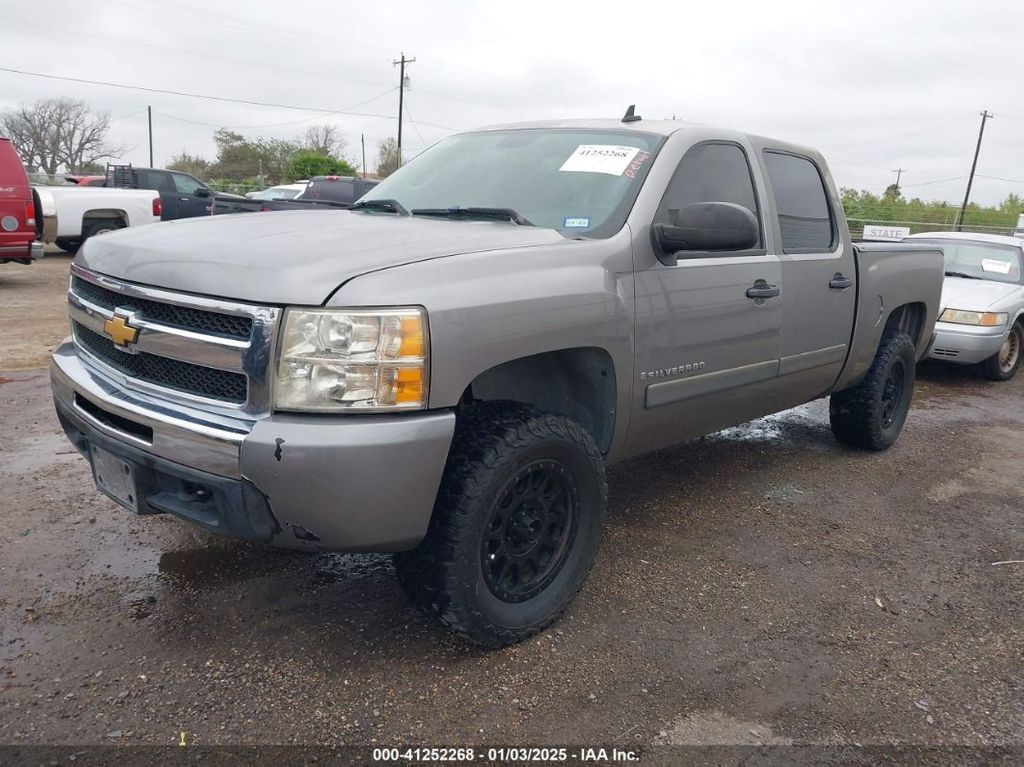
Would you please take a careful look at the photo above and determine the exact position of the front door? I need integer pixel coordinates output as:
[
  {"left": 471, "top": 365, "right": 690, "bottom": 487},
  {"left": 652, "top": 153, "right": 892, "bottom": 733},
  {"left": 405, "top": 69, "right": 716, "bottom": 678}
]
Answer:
[
  {"left": 171, "top": 172, "right": 213, "bottom": 219},
  {"left": 625, "top": 141, "right": 787, "bottom": 457}
]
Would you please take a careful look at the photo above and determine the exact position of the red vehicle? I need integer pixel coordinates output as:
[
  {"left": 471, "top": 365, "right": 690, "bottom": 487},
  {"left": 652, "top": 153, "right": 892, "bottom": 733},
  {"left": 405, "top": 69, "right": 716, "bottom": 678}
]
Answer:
[
  {"left": 65, "top": 175, "right": 107, "bottom": 187},
  {"left": 0, "top": 137, "right": 42, "bottom": 264}
]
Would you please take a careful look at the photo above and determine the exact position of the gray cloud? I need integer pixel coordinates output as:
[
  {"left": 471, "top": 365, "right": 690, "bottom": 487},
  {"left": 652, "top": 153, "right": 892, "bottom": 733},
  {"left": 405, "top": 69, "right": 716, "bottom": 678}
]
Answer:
[{"left": 2, "top": 0, "right": 1022, "bottom": 204}]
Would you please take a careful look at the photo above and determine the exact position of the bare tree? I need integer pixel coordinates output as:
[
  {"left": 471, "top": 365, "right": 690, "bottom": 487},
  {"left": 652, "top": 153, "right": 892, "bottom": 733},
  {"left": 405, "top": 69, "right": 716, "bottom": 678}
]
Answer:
[
  {"left": 1, "top": 98, "right": 123, "bottom": 179},
  {"left": 376, "top": 136, "right": 400, "bottom": 178},
  {"left": 304, "top": 124, "right": 344, "bottom": 157}
]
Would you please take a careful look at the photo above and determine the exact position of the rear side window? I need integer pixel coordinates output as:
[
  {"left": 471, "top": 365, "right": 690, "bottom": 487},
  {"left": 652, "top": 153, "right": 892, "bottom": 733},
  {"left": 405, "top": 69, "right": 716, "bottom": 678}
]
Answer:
[
  {"left": 136, "top": 170, "right": 173, "bottom": 193},
  {"left": 763, "top": 151, "right": 835, "bottom": 252},
  {"left": 655, "top": 142, "right": 762, "bottom": 250},
  {"left": 305, "top": 179, "right": 355, "bottom": 203}
]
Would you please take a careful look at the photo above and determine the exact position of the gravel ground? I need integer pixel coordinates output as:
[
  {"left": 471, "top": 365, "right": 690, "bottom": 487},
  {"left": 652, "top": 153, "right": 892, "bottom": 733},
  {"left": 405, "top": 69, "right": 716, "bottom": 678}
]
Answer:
[{"left": 0, "top": 257, "right": 1022, "bottom": 749}]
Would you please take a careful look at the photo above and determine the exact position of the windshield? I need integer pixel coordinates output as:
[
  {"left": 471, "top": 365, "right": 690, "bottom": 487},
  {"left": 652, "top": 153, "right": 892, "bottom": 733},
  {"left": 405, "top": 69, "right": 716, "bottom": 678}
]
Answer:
[
  {"left": 916, "top": 239, "right": 1023, "bottom": 284},
  {"left": 360, "top": 129, "right": 663, "bottom": 237}
]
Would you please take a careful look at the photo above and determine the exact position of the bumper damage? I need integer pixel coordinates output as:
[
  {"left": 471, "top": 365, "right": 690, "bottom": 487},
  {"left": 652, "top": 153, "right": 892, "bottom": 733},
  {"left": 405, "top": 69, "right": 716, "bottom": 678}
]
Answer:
[{"left": 51, "top": 340, "right": 455, "bottom": 551}]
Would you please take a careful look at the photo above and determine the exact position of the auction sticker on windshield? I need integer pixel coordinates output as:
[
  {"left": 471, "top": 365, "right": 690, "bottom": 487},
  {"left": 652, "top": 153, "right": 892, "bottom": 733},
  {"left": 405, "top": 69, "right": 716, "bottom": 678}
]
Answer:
[
  {"left": 560, "top": 145, "right": 641, "bottom": 176},
  {"left": 982, "top": 258, "right": 1012, "bottom": 275}
]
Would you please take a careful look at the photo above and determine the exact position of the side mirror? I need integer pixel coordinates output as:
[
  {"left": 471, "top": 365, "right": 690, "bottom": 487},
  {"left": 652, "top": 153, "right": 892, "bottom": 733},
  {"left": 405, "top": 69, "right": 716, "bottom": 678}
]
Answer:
[
  {"left": 651, "top": 202, "right": 759, "bottom": 266},
  {"left": 194, "top": 187, "right": 213, "bottom": 198}
]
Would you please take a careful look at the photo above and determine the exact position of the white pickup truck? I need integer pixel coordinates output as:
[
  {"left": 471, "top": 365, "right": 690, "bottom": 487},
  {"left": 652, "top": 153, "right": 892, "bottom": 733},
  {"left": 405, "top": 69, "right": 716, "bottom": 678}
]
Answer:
[{"left": 34, "top": 186, "right": 162, "bottom": 254}]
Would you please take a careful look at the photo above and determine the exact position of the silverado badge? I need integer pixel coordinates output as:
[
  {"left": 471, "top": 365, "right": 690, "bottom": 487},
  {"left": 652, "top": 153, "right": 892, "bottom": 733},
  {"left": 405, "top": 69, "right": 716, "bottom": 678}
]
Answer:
[{"left": 103, "top": 312, "right": 140, "bottom": 348}]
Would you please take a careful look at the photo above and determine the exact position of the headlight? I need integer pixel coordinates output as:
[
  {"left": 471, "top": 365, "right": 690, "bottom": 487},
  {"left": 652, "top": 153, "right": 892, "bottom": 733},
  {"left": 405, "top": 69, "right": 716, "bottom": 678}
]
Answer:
[
  {"left": 939, "top": 309, "right": 1007, "bottom": 327},
  {"left": 275, "top": 307, "right": 428, "bottom": 411}
]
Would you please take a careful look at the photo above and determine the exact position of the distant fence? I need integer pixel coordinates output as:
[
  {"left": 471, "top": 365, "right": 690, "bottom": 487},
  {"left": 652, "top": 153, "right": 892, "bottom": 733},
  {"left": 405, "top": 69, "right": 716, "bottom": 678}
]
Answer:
[{"left": 846, "top": 217, "right": 1016, "bottom": 238}]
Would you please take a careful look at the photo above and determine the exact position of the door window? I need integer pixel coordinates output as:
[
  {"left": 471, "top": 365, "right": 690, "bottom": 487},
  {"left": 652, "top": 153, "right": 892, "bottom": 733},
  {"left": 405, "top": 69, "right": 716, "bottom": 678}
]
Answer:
[
  {"left": 172, "top": 173, "right": 205, "bottom": 195},
  {"left": 655, "top": 142, "right": 763, "bottom": 251},
  {"left": 763, "top": 152, "right": 835, "bottom": 252}
]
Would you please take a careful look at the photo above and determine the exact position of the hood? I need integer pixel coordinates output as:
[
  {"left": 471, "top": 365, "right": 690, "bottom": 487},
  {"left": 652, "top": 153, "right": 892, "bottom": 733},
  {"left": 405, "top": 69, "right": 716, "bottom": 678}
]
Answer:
[
  {"left": 77, "top": 210, "right": 565, "bottom": 304},
  {"left": 941, "top": 276, "right": 1020, "bottom": 311}
]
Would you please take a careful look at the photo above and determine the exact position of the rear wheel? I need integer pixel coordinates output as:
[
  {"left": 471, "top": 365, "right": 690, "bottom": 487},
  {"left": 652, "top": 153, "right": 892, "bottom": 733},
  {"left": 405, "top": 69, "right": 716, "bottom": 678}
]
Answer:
[
  {"left": 54, "top": 237, "right": 81, "bottom": 255},
  {"left": 393, "top": 401, "right": 607, "bottom": 648},
  {"left": 829, "top": 332, "right": 916, "bottom": 451},
  {"left": 84, "top": 219, "right": 124, "bottom": 240},
  {"left": 978, "top": 322, "right": 1022, "bottom": 381}
]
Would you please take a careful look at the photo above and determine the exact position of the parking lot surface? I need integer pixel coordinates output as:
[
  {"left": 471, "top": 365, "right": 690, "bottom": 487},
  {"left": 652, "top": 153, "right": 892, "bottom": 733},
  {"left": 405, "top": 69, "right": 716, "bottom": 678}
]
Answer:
[{"left": 1, "top": 257, "right": 1022, "bottom": 747}]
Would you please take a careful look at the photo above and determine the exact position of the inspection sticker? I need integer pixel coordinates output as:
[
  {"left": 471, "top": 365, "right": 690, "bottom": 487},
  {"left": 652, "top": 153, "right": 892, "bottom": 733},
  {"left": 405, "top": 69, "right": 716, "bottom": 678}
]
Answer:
[
  {"left": 560, "top": 145, "right": 641, "bottom": 175},
  {"left": 563, "top": 217, "right": 591, "bottom": 228},
  {"left": 981, "top": 258, "right": 1012, "bottom": 275}
]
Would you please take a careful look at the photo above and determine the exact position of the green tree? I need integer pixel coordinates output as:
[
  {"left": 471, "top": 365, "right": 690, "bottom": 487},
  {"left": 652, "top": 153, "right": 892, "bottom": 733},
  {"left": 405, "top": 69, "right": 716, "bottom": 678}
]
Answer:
[
  {"left": 168, "top": 151, "right": 211, "bottom": 179},
  {"left": 376, "top": 136, "right": 400, "bottom": 178},
  {"left": 287, "top": 150, "right": 356, "bottom": 180},
  {"left": 208, "top": 129, "right": 301, "bottom": 184}
]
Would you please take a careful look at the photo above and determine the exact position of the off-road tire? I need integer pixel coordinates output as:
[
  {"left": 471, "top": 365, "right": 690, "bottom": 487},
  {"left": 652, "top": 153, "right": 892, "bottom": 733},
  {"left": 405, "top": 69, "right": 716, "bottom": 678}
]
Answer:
[
  {"left": 393, "top": 401, "right": 607, "bottom": 648},
  {"left": 829, "top": 331, "right": 916, "bottom": 451},
  {"left": 978, "top": 322, "right": 1022, "bottom": 382}
]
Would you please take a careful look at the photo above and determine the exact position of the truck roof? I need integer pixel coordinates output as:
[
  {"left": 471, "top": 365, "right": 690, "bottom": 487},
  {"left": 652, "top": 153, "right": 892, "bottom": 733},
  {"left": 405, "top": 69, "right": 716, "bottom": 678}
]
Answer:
[
  {"left": 471, "top": 117, "right": 824, "bottom": 163},
  {"left": 906, "top": 231, "right": 1024, "bottom": 249}
]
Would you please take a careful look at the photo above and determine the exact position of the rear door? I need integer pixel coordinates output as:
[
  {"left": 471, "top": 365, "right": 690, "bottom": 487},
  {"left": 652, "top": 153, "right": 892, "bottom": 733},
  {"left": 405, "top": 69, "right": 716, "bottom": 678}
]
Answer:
[
  {"left": 626, "top": 140, "right": 786, "bottom": 454},
  {"left": 760, "top": 149, "right": 856, "bottom": 401},
  {"left": 136, "top": 169, "right": 178, "bottom": 220}
]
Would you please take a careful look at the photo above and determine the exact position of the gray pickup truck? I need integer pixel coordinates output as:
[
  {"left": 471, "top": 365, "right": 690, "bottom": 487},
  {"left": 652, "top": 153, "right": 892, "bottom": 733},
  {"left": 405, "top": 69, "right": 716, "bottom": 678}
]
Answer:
[{"left": 51, "top": 114, "right": 944, "bottom": 647}]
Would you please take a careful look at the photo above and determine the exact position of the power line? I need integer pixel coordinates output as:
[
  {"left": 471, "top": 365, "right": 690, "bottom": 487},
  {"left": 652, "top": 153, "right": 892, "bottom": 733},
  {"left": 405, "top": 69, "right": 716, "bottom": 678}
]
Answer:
[
  {"left": 153, "top": 87, "right": 398, "bottom": 130},
  {"left": 0, "top": 66, "right": 458, "bottom": 131}
]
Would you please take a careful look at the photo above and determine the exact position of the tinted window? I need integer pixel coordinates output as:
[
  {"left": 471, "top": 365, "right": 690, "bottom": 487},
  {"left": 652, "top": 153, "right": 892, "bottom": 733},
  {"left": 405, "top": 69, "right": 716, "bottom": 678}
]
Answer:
[
  {"left": 763, "top": 152, "right": 834, "bottom": 251},
  {"left": 172, "top": 173, "right": 204, "bottom": 194},
  {"left": 135, "top": 170, "right": 173, "bottom": 193},
  {"left": 656, "top": 143, "right": 761, "bottom": 249},
  {"left": 302, "top": 179, "right": 355, "bottom": 203}
]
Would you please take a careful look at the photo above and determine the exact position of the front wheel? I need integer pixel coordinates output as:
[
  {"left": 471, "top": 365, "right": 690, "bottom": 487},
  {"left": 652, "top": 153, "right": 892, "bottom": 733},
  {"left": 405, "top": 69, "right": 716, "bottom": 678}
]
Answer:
[
  {"left": 829, "top": 331, "right": 916, "bottom": 451},
  {"left": 394, "top": 401, "right": 607, "bottom": 648},
  {"left": 978, "top": 322, "right": 1022, "bottom": 381}
]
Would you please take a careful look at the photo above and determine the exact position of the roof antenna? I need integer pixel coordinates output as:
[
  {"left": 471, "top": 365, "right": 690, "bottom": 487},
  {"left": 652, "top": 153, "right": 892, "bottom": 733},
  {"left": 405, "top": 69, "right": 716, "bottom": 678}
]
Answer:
[{"left": 621, "top": 104, "right": 642, "bottom": 123}]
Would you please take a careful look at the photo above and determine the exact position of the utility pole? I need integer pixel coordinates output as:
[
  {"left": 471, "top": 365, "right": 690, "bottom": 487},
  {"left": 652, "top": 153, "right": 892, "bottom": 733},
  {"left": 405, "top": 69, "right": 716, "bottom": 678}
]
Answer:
[
  {"left": 392, "top": 52, "right": 415, "bottom": 167},
  {"left": 361, "top": 133, "right": 366, "bottom": 179},
  {"left": 891, "top": 168, "right": 906, "bottom": 193},
  {"left": 147, "top": 106, "right": 153, "bottom": 167},
  {"left": 956, "top": 110, "right": 993, "bottom": 231}
]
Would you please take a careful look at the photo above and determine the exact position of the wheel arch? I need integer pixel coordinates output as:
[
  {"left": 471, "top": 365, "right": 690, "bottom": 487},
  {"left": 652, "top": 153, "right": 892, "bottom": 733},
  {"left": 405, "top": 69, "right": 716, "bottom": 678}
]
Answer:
[
  {"left": 82, "top": 208, "right": 129, "bottom": 228},
  {"left": 459, "top": 347, "right": 617, "bottom": 455},
  {"left": 882, "top": 301, "right": 928, "bottom": 349}
]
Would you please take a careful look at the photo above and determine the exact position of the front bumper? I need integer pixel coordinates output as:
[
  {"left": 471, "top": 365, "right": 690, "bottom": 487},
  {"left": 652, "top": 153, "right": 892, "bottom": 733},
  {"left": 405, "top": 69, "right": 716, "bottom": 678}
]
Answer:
[
  {"left": 51, "top": 340, "right": 455, "bottom": 551},
  {"left": 927, "top": 321, "right": 1008, "bottom": 365}
]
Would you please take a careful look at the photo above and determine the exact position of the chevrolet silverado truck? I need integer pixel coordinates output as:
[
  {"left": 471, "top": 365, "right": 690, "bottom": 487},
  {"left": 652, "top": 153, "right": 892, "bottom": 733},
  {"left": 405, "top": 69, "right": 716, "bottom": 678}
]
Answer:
[{"left": 51, "top": 114, "right": 944, "bottom": 647}]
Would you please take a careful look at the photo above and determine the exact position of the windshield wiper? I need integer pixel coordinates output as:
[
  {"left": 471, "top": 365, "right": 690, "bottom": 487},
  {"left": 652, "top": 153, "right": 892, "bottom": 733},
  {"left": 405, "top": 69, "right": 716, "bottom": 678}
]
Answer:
[
  {"left": 945, "top": 270, "right": 980, "bottom": 279},
  {"left": 351, "top": 199, "right": 409, "bottom": 215},
  {"left": 411, "top": 207, "right": 533, "bottom": 226}
]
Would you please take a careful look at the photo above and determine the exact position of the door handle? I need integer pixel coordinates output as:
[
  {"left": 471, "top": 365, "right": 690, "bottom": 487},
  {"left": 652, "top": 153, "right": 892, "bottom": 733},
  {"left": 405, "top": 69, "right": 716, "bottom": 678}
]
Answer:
[
  {"left": 179, "top": 197, "right": 190, "bottom": 202},
  {"left": 829, "top": 273, "right": 853, "bottom": 290},
  {"left": 746, "top": 280, "right": 780, "bottom": 299}
]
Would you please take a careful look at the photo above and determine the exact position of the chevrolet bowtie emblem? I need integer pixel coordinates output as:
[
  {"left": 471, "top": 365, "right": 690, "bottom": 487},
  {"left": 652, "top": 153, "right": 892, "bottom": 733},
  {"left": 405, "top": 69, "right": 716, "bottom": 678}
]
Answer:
[{"left": 103, "top": 313, "right": 140, "bottom": 347}]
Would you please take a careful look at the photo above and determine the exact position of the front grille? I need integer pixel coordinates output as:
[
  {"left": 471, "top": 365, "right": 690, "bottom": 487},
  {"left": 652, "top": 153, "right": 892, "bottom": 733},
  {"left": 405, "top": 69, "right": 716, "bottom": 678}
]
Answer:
[
  {"left": 72, "top": 277, "right": 253, "bottom": 340},
  {"left": 74, "top": 323, "right": 248, "bottom": 404}
]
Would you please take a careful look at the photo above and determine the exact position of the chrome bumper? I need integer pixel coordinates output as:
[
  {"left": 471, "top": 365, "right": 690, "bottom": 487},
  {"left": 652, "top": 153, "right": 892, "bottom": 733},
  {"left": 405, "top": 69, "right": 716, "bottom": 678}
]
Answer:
[
  {"left": 52, "top": 340, "right": 250, "bottom": 477},
  {"left": 927, "top": 321, "right": 1007, "bottom": 365},
  {"left": 51, "top": 340, "right": 456, "bottom": 550}
]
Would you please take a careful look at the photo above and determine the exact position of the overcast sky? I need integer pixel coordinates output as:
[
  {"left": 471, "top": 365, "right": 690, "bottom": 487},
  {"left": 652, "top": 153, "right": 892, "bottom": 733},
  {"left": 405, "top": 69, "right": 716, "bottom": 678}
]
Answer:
[{"left": 2, "top": 0, "right": 1022, "bottom": 205}]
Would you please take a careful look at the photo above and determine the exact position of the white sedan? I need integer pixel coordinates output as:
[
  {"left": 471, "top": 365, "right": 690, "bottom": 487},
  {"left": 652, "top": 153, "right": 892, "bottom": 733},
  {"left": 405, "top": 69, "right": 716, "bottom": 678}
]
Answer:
[
  {"left": 245, "top": 183, "right": 307, "bottom": 201},
  {"left": 907, "top": 232, "right": 1024, "bottom": 380}
]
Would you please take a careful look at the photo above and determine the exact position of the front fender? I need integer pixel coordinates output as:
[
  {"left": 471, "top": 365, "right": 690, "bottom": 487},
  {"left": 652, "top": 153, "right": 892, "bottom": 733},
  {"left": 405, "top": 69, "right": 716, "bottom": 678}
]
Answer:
[{"left": 327, "top": 228, "right": 636, "bottom": 460}]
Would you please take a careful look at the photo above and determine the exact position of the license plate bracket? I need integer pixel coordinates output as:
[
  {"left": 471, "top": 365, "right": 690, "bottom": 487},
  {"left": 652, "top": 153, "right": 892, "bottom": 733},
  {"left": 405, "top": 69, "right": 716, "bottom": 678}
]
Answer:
[{"left": 90, "top": 444, "right": 139, "bottom": 513}]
